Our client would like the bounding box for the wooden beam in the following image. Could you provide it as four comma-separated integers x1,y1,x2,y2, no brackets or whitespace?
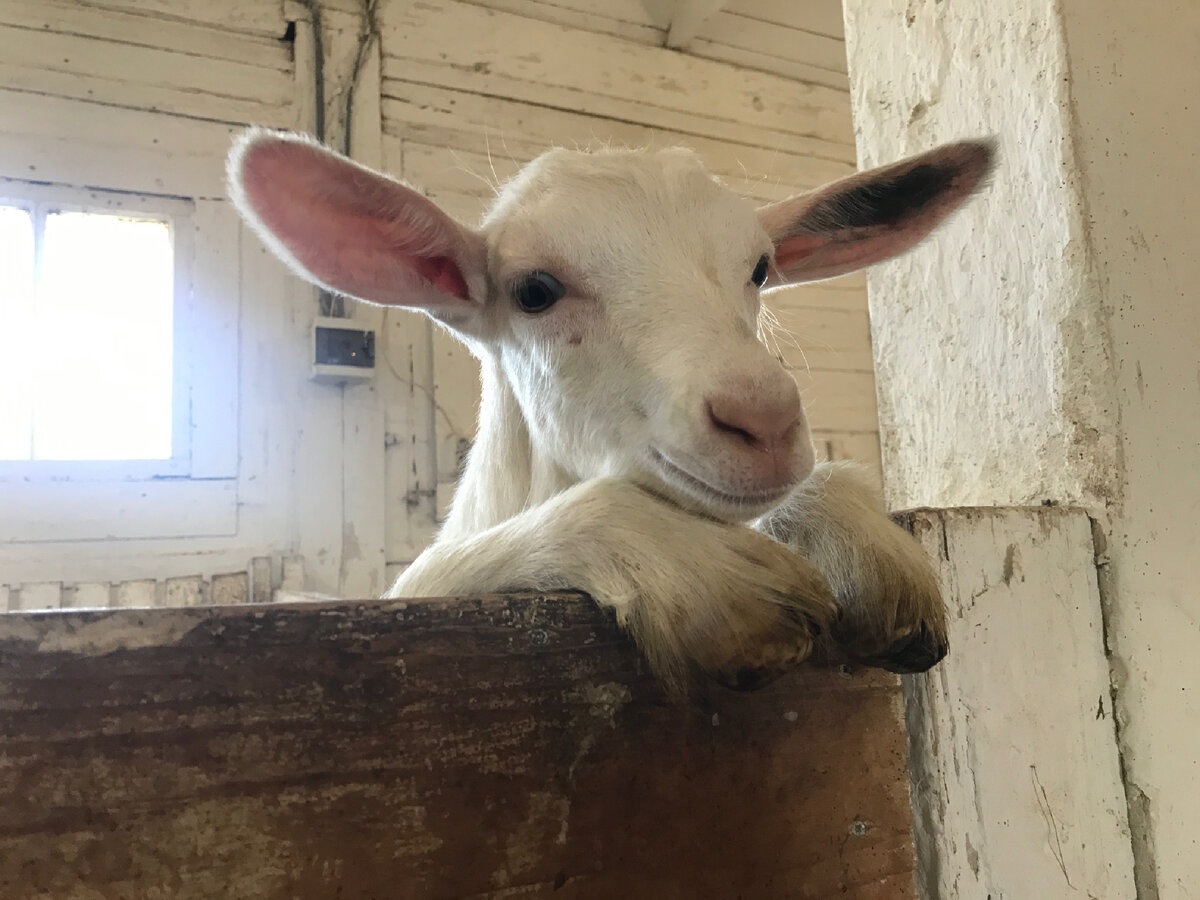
900,507,1136,898
666,0,728,50
0,591,914,898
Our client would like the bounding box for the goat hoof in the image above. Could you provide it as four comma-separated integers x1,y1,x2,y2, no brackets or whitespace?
714,665,784,692
871,622,947,674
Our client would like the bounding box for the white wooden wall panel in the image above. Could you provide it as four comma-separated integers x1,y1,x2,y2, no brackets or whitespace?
3,558,276,612
460,0,672,44
0,480,239,543
0,90,240,198
905,507,1136,899
381,1,854,149
380,86,855,194
67,0,286,39
0,24,294,127
0,1,292,70
71,583,113,609
10,582,62,611
688,13,848,90
189,200,241,478
114,580,157,608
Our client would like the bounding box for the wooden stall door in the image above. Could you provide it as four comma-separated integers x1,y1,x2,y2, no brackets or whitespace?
0,599,913,899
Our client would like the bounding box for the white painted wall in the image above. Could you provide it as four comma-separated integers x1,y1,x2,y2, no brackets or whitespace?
1060,3,1200,895
845,0,1200,895
0,0,366,602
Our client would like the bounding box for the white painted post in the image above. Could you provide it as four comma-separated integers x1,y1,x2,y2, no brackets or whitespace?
846,0,1200,896
905,508,1134,899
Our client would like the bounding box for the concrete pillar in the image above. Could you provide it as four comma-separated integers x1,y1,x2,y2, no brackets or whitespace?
845,1,1200,896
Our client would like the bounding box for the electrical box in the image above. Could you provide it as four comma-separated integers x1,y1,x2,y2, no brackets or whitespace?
311,317,376,384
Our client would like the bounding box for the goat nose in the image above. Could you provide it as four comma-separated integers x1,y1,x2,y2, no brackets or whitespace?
706,390,801,454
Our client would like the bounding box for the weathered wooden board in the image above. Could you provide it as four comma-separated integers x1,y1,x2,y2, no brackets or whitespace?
0,593,915,899
379,0,855,150
901,507,1136,900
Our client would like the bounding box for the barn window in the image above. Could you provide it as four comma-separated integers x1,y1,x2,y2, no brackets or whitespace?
0,180,241,543
0,182,192,476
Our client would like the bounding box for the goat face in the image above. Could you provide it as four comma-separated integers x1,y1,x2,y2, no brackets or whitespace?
479,148,811,520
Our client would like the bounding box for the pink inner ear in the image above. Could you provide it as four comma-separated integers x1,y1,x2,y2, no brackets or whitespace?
773,234,830,270
773,227,927,282
416,256,471,301
235,136,481,309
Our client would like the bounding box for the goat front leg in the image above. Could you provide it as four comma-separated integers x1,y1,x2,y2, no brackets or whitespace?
755,461,948,673
389,477,838,692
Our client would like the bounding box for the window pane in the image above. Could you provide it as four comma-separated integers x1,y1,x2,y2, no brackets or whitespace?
0,205,35,460
33,211,174,460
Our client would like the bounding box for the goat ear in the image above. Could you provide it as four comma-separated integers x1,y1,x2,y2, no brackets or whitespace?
758,139,995,285
227,129,486,322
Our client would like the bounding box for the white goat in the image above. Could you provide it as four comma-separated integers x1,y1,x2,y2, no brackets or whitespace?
228,132,993,691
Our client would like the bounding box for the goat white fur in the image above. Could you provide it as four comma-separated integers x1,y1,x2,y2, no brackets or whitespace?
229,132,993,691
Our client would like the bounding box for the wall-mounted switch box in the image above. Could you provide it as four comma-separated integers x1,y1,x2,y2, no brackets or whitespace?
311,317,376,384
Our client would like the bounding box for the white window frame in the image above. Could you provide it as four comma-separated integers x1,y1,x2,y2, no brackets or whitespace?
0,179,195,479
0,179,239,543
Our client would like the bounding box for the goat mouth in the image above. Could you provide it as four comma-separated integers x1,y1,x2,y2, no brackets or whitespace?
649,448,793,511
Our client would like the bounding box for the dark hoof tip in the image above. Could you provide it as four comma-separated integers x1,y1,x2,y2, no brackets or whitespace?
715,666,777,692
875,622,948,674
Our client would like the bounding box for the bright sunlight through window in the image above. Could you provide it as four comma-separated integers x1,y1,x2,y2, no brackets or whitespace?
0,204,174,461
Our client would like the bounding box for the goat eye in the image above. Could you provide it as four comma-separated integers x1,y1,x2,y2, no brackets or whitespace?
750,255,770,288
513,271,566,313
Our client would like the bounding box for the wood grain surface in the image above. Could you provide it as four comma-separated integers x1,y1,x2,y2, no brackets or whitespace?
0,592,914,899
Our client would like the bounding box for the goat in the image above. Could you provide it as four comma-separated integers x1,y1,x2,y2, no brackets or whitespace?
228,131,993,692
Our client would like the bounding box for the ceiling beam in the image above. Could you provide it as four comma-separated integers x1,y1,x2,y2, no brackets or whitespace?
665,0,727,50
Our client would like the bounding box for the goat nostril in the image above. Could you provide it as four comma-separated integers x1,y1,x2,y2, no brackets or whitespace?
707,400,760,447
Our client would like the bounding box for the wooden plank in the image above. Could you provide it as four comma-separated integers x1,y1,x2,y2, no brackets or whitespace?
789,368,880,434
10,582,62,611
211,571,249,605
737,0,847,39
380,84,855,193
0,25,295,127
113,580,158,608
380,135,442,565
381,306,441,564
0,0,292,72
686,8,850,92
279,557,306,595
0,479,238,543
0,89,240,198
765,304,875,372
379,0,855,149
249,558,273,604
71,583,114,609
0,594,915,899
0,544,275,591
773,274,870,311
73,0,286,39
458,0,668,44
165,576,206,607
900,507,1136,899
188,201,241,478
237,228,345,595
666,0,727,49
695,11,849,75
431,327,481,517
812,429,883,480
